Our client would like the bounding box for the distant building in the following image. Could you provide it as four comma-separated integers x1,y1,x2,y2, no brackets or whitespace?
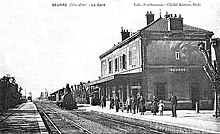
88,11,214,110
50,88,65,101
39,89,49,100
45,89,48,100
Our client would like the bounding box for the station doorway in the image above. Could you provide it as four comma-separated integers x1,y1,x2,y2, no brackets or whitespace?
191,83,200,108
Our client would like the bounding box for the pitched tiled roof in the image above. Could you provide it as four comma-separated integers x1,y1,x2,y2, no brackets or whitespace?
141,18,168,31
141,18,213,33
99,31,140,59
183,24,211,32
100,17,214,58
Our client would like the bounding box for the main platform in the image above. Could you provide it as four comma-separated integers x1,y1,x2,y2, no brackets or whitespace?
78,104,220,133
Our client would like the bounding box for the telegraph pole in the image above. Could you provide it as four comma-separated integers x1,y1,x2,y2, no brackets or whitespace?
25,88,26,99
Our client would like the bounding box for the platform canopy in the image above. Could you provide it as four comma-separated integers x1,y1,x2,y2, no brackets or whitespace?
87,72,142,86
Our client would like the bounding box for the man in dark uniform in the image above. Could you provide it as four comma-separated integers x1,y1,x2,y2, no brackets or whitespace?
115,96,120,112
170,92,177,117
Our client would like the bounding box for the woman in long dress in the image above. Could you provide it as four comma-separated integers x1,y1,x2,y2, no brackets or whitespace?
139,96,146,115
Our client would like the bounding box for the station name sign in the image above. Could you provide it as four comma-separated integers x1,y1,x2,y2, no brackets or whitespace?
131,86,141,89
169,67,186,72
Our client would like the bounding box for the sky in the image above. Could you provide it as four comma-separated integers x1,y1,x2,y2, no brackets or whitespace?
0,0,220,99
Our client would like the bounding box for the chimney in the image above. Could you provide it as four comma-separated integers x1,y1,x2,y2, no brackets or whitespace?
145,11,154,25
121,27,130,41
168,14,183,31
165,11,170,19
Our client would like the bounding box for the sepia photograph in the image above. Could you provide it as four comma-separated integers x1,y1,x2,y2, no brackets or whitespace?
0,0,220,133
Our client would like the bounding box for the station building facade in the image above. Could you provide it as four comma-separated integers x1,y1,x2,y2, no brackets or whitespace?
88,12,214,109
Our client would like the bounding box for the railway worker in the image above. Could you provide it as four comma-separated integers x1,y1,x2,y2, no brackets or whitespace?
170,92,177,117
126,96,132,113
110,97,114,109
100,96,105,109
115,96,120,112
131,96,137,114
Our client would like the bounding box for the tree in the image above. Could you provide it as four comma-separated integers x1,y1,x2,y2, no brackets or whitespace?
0,74,23,110
198,38,220,118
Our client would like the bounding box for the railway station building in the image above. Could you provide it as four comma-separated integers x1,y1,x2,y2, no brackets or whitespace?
88,12,214,110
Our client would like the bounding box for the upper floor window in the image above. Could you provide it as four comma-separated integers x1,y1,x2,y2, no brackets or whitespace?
108,60,113,74
101,60,107,76
122,54,127,70
115,57,119,72
175,52,180,60
119,56,123,70
129,47,137,67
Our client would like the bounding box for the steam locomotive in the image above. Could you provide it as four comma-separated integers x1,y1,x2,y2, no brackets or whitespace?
56,84,78,110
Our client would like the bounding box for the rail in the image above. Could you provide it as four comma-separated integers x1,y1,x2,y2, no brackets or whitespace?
74,110,166,134
38,108,62,134
60,115,93,134
36,101,93,134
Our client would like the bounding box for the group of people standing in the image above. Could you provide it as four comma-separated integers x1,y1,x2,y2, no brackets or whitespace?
103,92,178,117
151,99,164,116
151,92,177,117
107,93,146,115
125,93,146,115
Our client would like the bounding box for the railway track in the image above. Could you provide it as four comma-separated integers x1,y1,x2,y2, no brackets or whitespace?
69,110,166,134
36,102,92,134
35,101,167,134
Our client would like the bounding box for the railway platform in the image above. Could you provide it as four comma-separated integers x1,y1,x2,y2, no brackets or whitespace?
78,104,220,133
0,101,48,134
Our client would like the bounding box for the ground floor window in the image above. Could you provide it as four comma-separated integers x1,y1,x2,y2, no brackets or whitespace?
154,82,166,100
